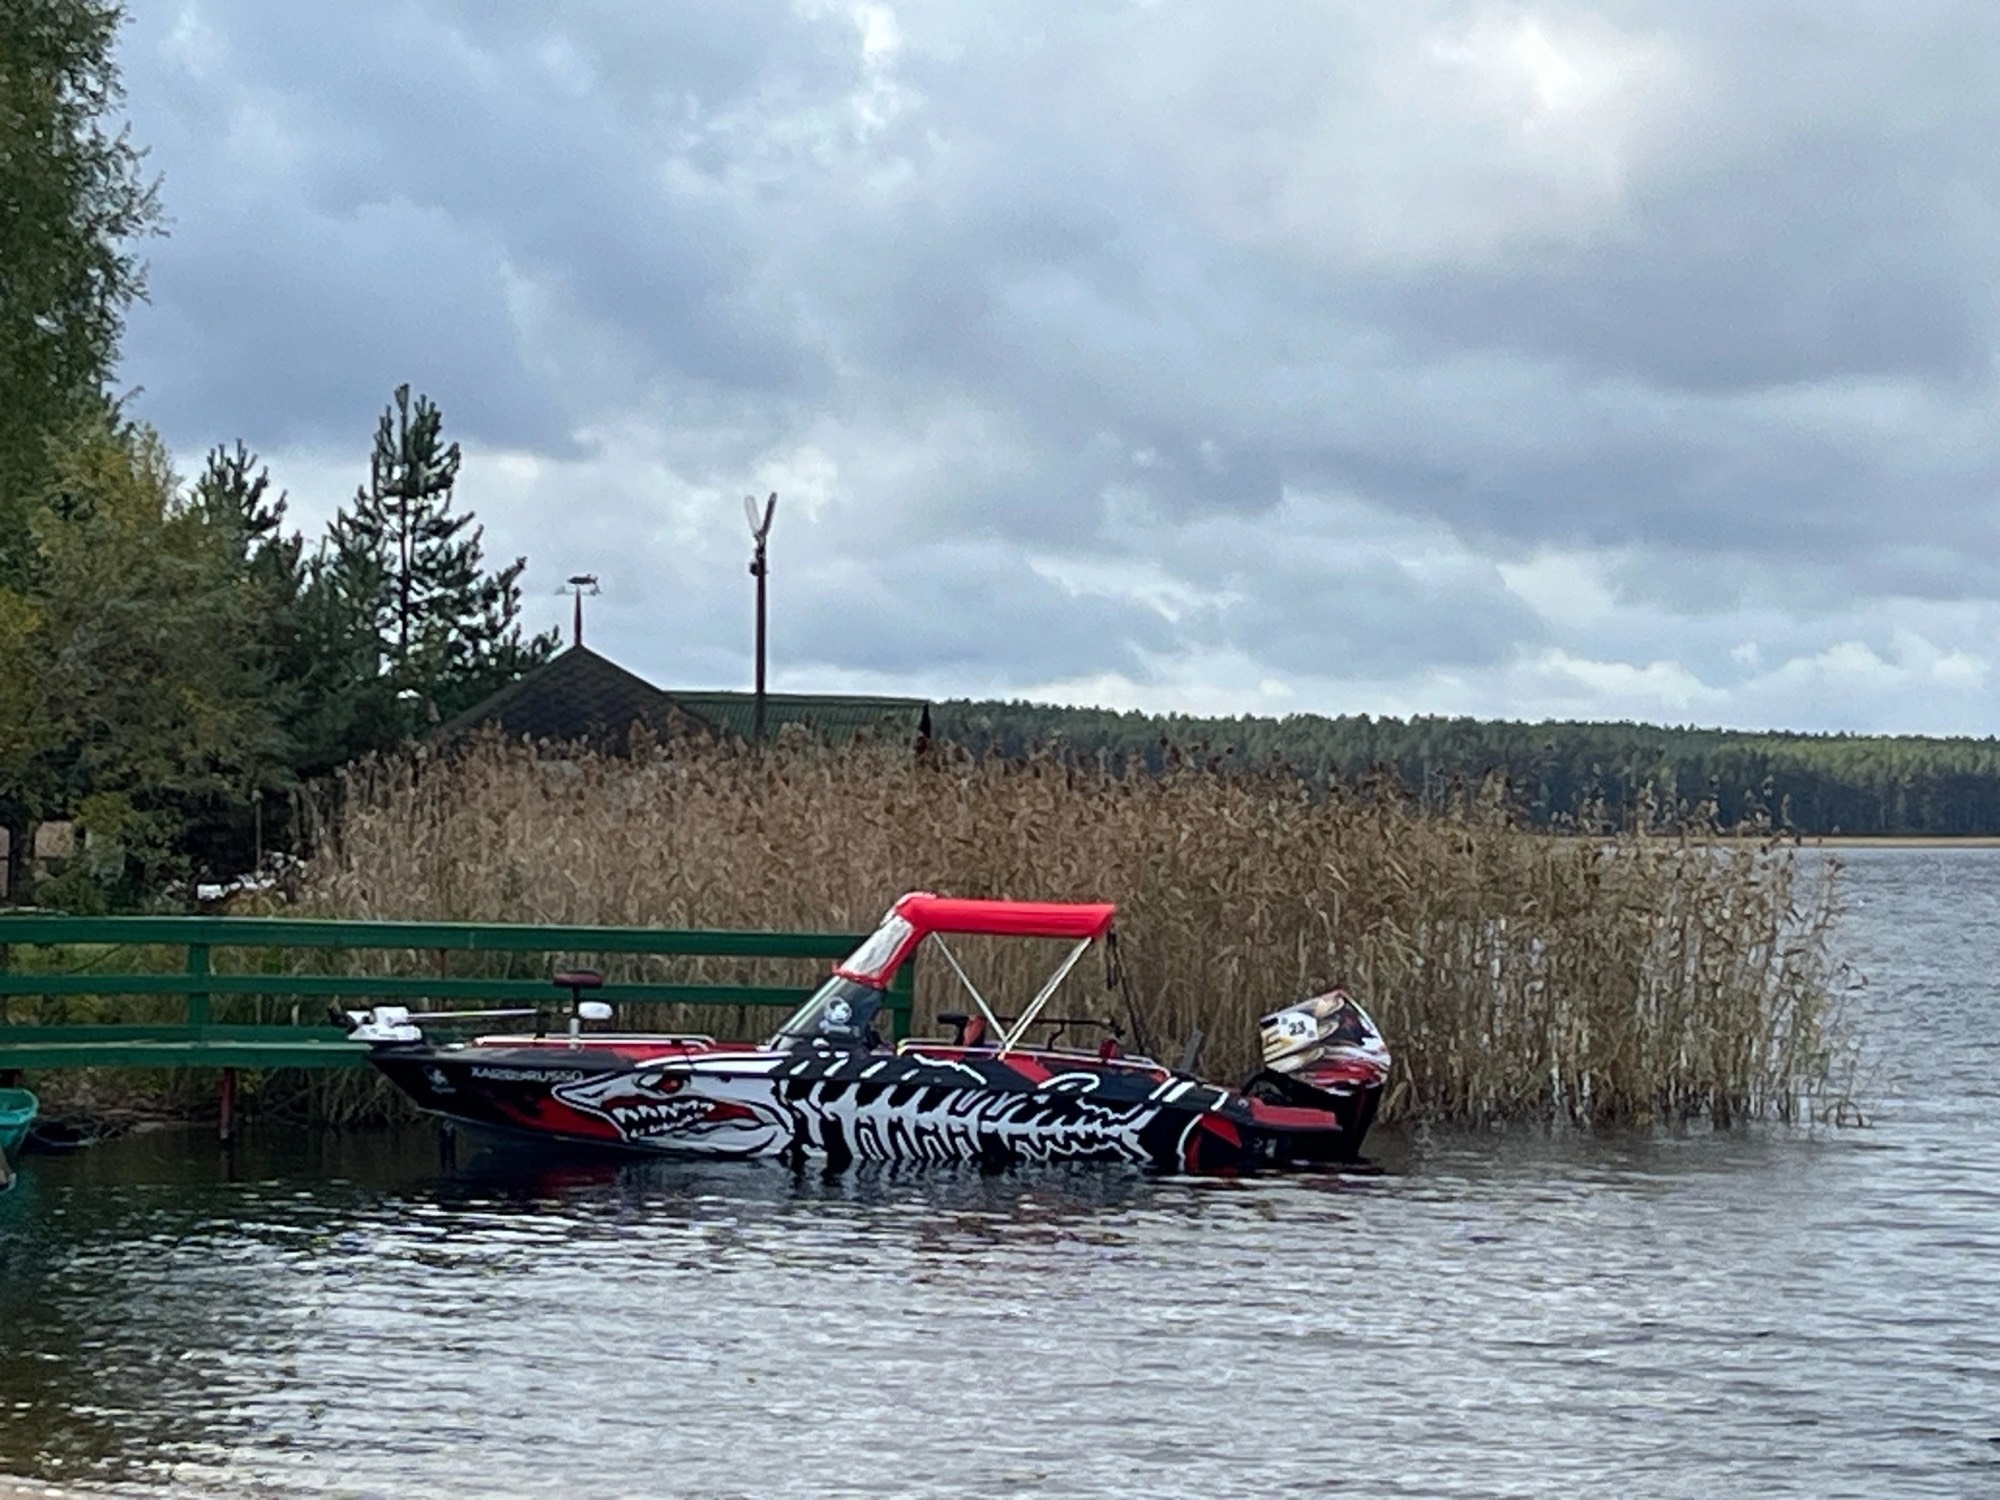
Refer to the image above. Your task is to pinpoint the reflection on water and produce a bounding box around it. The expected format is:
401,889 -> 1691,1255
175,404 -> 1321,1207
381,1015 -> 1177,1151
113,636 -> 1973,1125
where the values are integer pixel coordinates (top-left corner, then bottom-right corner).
3,848 -> 2000,1497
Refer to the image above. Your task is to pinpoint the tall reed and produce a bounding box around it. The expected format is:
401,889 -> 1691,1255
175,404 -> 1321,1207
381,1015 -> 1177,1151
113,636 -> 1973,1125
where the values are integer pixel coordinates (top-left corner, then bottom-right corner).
286,734 -> 1856,1128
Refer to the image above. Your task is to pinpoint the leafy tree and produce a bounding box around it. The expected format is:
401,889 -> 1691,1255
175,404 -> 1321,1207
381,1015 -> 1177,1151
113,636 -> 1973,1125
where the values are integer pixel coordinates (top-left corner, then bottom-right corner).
27,418 -> 289,901
323,384 -> 556,735
0,0 -> 162,578
0,586 -> 55,895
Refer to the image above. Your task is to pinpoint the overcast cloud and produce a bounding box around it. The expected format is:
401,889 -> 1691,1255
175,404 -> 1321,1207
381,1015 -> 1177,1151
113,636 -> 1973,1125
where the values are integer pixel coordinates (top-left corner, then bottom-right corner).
112,1 -> 2000,733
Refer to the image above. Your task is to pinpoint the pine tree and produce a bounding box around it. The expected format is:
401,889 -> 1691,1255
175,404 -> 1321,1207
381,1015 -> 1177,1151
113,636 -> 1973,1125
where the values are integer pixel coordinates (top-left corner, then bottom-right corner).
183,441 -> 313,871
192,440 -> 296,574
325,384 -> 556,733
192,440 -> 306,695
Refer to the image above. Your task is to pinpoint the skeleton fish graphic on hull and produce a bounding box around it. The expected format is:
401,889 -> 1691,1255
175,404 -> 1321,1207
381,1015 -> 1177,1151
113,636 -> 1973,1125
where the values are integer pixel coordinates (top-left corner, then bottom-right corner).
543,1050 -> 1241,1168
547,1055 -> 1161,1164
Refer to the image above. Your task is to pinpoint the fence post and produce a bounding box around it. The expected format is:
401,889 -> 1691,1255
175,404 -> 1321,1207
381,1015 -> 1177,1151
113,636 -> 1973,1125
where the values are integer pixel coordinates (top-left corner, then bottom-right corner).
187,943 -> 211,1034
218,1066 -> 238,1145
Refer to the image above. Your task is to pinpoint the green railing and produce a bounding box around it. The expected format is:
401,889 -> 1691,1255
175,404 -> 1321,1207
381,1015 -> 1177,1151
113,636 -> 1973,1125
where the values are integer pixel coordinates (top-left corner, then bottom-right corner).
0,915 -> 909,1073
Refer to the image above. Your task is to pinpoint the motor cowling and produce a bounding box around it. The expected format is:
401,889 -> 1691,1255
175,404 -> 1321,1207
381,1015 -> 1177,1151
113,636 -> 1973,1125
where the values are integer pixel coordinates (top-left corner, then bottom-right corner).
1253,990 -> 1391,1101
341,1005 -> 425,1045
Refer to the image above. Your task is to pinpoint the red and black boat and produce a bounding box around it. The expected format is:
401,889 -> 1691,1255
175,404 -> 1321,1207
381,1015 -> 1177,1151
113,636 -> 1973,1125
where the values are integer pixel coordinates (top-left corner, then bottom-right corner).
347,893 -> 1390,1173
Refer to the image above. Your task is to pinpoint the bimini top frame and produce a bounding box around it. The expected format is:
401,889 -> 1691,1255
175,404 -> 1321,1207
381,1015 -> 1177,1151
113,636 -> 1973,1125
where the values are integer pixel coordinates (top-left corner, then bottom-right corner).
832,893 -> 1117,990
996,935 -> 1095,1055
831,892 -> 1117,1053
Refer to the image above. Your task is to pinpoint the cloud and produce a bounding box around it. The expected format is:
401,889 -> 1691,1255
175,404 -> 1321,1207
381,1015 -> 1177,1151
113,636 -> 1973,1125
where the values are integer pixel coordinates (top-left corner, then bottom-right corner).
109,0 -> 2000,735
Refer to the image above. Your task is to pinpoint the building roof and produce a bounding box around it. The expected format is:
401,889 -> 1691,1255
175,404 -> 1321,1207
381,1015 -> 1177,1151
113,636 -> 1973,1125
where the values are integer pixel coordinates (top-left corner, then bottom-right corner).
668,691 -> 931,745
436,647 -> 929,750
434,646 -> 713,747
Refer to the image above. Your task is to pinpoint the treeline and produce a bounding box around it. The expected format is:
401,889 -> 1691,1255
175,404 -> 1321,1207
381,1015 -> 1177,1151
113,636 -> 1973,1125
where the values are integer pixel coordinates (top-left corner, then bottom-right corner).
932,702 -> 2000,836
2,3 -> 553,908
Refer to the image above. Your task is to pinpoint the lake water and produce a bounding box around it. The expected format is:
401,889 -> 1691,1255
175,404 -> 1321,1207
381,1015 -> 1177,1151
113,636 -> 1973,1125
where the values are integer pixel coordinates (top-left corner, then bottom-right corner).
2,848 -> 1997,1497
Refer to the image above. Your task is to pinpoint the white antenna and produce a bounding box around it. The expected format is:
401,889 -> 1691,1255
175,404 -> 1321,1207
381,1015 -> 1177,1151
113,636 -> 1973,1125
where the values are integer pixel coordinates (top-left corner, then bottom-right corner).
745,491 -> 776,544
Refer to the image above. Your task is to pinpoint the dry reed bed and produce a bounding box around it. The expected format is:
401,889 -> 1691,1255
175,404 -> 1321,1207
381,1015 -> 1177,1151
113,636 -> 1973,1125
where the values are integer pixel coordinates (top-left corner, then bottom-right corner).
294,736 -> 1857,1127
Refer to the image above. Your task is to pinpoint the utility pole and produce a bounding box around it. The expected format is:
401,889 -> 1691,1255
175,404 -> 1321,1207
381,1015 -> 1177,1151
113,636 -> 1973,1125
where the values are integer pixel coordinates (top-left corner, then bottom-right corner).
562,574 -> 600,647
745,493 -> 777,743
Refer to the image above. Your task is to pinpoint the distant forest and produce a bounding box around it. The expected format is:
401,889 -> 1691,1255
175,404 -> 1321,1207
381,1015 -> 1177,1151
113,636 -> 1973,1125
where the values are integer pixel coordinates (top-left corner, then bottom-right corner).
931,702 -> 2000,837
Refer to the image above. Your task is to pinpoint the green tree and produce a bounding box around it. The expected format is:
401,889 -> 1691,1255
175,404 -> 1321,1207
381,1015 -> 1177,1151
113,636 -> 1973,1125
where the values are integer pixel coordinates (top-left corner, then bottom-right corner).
184,440 -> 315,869
0,0 -> 162,577
27,418 -> 289,902
285,546 -> 403,777
0,586 -> 55,895
324,383 -> 556,733
192,440 -> 298,583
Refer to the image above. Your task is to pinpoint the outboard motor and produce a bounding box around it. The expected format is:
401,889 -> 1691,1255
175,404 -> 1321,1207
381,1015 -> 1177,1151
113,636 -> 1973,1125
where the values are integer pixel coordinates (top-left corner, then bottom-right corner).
1246,989 -> 1391,1115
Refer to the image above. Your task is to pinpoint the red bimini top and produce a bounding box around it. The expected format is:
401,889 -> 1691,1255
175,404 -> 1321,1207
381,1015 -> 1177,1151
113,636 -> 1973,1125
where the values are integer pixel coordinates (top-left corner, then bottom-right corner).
833,891 -> 1118,988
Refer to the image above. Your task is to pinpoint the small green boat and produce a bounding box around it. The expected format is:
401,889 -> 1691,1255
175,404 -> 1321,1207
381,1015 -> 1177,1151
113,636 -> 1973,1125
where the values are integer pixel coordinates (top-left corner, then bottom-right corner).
0,1086 -> 37,1164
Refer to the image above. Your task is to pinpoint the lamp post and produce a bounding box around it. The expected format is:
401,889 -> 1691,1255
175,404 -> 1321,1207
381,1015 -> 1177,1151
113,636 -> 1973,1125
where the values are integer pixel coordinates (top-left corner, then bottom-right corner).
745,492 -> 777,743
562,574 -> 600,648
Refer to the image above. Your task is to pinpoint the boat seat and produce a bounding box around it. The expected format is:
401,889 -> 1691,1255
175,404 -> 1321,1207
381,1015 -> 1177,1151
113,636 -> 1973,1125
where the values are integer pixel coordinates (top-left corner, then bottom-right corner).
936,1012 -> 992,1048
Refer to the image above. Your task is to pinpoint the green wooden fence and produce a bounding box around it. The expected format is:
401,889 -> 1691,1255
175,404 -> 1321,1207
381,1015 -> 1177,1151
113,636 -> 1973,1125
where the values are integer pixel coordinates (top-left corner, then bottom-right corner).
0,915 -> 908,1073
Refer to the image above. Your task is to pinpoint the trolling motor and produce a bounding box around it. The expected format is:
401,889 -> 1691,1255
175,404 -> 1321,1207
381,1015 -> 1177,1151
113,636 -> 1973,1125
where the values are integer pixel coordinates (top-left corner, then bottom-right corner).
338,1001 -> 546,1045
337,971 -> 612,1048
553,969 -> 614,1048
340,1005 -> 426,1045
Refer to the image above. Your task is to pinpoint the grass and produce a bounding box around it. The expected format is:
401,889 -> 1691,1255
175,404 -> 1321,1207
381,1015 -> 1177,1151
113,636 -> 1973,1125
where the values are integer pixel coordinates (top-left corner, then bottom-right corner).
281,733 -> 1858,1129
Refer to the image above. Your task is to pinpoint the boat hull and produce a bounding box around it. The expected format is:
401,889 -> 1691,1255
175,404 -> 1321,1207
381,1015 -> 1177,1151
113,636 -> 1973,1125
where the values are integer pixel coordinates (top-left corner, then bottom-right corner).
0,1087 -> 35,1190
372,1042 -> 1378,1174
0,1087 -> 36,1163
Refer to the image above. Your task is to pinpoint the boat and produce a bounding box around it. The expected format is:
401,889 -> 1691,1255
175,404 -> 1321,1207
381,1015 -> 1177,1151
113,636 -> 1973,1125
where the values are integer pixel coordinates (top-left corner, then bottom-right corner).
344,893 -> 1390,1173
0,1086 -> 37,1190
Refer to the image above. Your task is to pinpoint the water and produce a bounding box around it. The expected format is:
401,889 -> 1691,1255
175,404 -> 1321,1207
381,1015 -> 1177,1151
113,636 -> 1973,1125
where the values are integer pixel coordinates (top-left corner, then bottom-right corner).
2,848 -> 1997,1497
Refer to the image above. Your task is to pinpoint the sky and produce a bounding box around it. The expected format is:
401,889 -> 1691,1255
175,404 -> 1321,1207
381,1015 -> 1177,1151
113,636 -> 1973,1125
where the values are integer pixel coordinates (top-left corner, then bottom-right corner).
111,1 -> 2000,735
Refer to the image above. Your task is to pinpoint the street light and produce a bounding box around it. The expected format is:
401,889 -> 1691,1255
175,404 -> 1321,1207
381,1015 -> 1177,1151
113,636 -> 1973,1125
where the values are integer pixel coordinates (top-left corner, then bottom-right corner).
745,493 -> 777,743
561,574 -> 600,648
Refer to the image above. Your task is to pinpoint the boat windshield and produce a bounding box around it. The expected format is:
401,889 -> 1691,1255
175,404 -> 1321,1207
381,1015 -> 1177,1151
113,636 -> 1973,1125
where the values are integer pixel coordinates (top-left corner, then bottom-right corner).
834,912 -> 917,985
765,974 -> 886,1052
